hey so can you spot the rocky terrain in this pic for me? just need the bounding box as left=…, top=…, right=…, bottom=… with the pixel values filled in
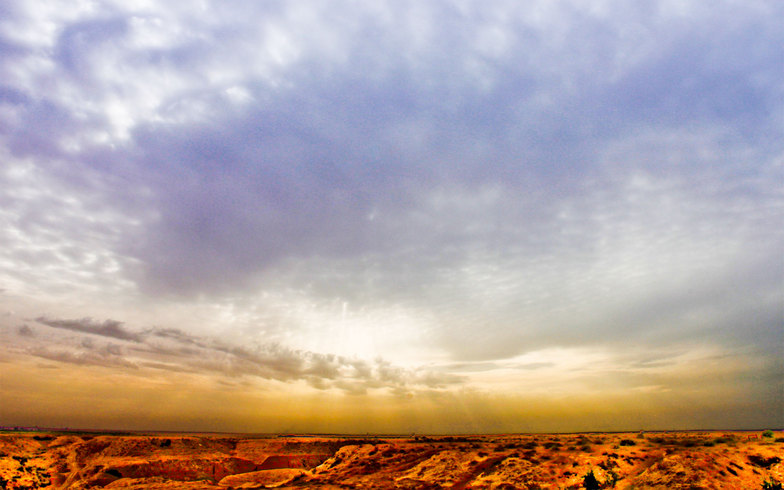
left=0, top=430, right=781, bottom=489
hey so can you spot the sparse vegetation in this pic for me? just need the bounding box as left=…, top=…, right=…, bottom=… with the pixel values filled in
left=619, top=439, right=636, bottom=446
left=762, top=430, right=774, bottom=438
left=605, top=469, right=620, bottom=488
left=762, top=480, right=782, bottom=490
left=582, top=469, right=600, bottom=490
left=714, top=435, right=737, bottom=444
left=748, top=454, right=781, bottom=468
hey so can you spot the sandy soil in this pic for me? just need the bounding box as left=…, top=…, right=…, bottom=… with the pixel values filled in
left=0, top=430, right=781, bottom=488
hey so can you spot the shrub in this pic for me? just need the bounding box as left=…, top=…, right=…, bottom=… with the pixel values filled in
left=714, top=435, right=735, bottom=444
left=619, top=439, right=636, bottom=446
left=748, top=455, right=781, bottom=468
left=762, top=430, right=774, bottom=438
left=762, top=480, right=782, bottom=490
left=583, top=469, right=600, bottom=490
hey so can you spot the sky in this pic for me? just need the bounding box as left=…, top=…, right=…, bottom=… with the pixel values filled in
left=0, top=0, right=782, bottom=434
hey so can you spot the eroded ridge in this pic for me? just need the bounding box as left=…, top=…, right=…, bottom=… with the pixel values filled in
left=0, top=431, right=782, bottom=488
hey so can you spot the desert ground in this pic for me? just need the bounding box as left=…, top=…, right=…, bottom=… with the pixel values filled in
left=0, top=430, right=781, bottom=489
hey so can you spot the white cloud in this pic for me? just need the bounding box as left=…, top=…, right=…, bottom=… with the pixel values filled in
left=0, top=151, right=140, bottom=306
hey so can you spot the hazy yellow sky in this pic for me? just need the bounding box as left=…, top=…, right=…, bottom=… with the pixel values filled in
left=2, top=351, right=776, bottom=433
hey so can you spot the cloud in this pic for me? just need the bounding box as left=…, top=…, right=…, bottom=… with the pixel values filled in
left=25, top=318, right=463, bottom=395
left=28, top=346, right=138, bottom=370
left=1, top=0, right=780, bottom=304
left=140, top=326, right=463, bottom=394
left=125, top=2, right=779, bottom=300
left=17, top=324, right=34, bottom=337
left=35, top=317, right=143, bottom=342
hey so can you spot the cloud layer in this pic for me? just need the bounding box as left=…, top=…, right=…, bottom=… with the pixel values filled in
left=21, top=317, right=461, bottom=396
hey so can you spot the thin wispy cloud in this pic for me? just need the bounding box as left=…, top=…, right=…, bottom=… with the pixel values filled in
left=35, top=317, right=143, bottom=342
left=25, top=317, right=462, bottom=396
